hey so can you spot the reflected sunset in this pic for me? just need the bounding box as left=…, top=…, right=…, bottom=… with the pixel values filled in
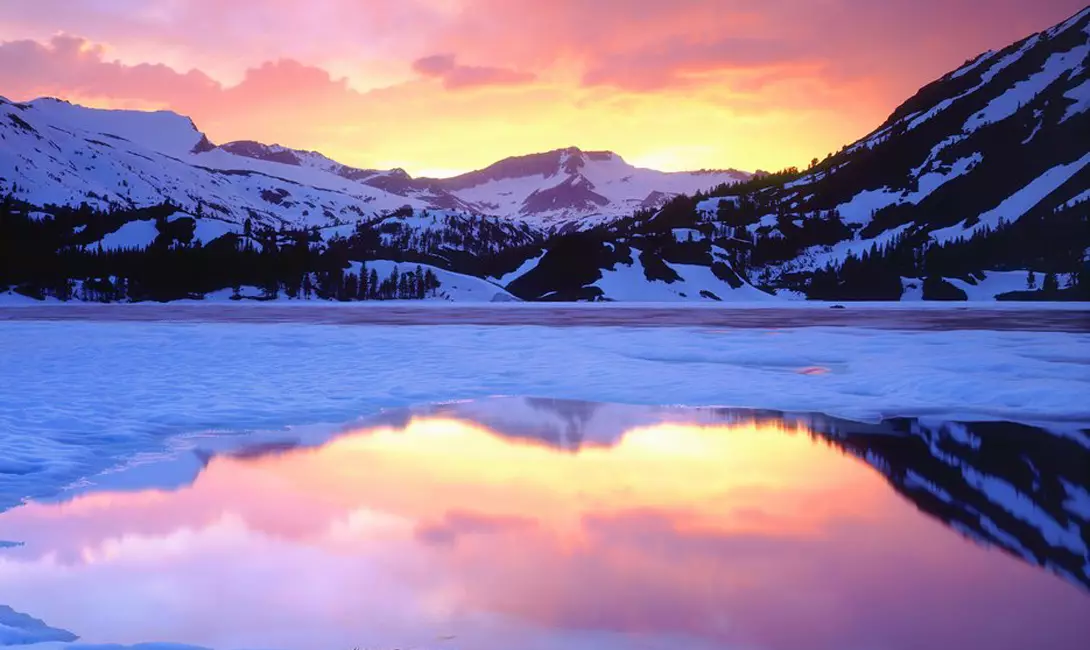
left=1, top=408, right=1086, bottom=650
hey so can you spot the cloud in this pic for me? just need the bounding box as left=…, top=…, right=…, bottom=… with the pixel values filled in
left=414, top=510, right=538, bottom=546
left=412, top=53, right=536, bottom=89
left=0, top=34, right=219, bottom=107
left=0, top=0, right=1085, bottom=176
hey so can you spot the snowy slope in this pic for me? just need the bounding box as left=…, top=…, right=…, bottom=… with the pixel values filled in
left=1, top=99, right=745, bottom=232
left=613, top=6, right=1090, bottom=300
left=592, top=248, right=777, bottom=302
left=0, top=97, right=430, bottom=229
left=764, top=7, right=1089, bottom=245
left=348, top=260, right=518, bottom=302
left=2, top=7, right=1088, bottom=303
left=428, top=148, right=750, bottom=227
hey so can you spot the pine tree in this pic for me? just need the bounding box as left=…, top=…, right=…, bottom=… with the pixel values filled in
left=1043, top=272, right=1059, bottom=293
left=358, top=263, right=369, bottom=300
left=343, top=273, right=358, bottom=301
left=302, top=273, right=313, bottom=299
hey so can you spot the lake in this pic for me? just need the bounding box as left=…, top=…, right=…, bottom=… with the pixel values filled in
left=1, top=398, right=1087, bottom=649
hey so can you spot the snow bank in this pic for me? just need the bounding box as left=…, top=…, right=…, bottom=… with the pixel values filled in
left=964, top=44, right=1090, bottom=132
left=592, top=249, right=774, bottom=301
left=350, top=260, right=516, bottom=302
left=946, top=271, right=1048, bottom=299
left=87, top=220, right=159, bottom=252
left=188, top=217, right=240, bottom=244
left=493, top=252, right=545, bottom=285
left=932, top=151, right=1090, bottom=242
left=27, top=99, right=204, bottom=157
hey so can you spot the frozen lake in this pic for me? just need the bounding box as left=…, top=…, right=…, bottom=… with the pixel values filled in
left=2, top=303, right=1089, bottom=331
left=1, top=308, right=1088, bottom=649
left=1, top=399, right=1088, bottom=650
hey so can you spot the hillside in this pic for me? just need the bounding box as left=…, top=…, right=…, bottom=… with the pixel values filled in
left=1, top=7, right=1087, bottom=302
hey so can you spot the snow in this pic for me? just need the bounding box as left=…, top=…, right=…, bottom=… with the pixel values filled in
left=87, top=220, right=159, bottom=252
left=803, top=223, right=914, bottom=269
left=26, top=99, right=204, bottom=157
left=946, top=271, right=1044, bottom=300
left=833, top=154, right=982, bottom=227
left=904, top=470, right=954, bottom=503
left=0, top=100, right=747, bottom=231
left=1062, top=480, right=1090, bottom=520
left=1048, top=6, right=1090, bottom=38
left=950, top=50, right=997, bottom=80
left=1060, top=188, right=1090, bottom=209
left=964, top=44, right=1090, bottom=132
left=436, top=152, right=747, bottom=226
left=0, top=100, right=423, bottom=229
left=0, top=605, right=77, bottom=645
left=356, top=260, right=516, bottom=302
left=907, top=35, right=1041, bottom=131
left=671, top=228, right=701, bottom=243
left=931, top=151, right=1090, bottom=242
left=187, top=217, right=240, bottom=244
left=834, top=188, right=902, bottom=225
left=900, top=278, right=924, bottom=301
left=3, top=321, right=1085, bottom=511
left=1061, top=77, right=1090, bottom=122
left=493, top=252, right=545, bottom=285
left=592, top=249, right=775, bottom=302
left=961, top=466, right=1087, bottom=555
left=695, top=196, right=739, bottom=213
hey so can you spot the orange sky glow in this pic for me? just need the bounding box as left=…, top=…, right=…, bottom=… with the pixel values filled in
left=0, top=0, right=1085, bottom=176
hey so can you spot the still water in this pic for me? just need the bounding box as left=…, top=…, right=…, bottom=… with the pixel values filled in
left=1, top=399, right=1088, bottom=649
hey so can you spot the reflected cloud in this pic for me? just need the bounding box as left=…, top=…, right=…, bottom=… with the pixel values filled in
left=0, top=399, right=1087, bottom=650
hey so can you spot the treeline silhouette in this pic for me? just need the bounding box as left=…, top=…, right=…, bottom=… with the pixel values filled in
left=807, top=202, right=1090, bottom=300
left=0, top=194, right=442, bottom=302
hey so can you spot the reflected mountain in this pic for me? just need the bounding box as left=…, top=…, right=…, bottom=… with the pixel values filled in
left=829, top=418, right=1090, bottom=592
left=0, top=605, right=77, bottom=646
left=1, top=399, right=1087, bottom=650
left=334, top=399, right=1090, bottom=593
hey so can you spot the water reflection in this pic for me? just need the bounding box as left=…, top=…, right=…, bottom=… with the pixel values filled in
left=0, top=399, right=1087, bottom=650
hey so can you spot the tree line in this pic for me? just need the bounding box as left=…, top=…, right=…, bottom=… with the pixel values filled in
left=0, top=194, right=443, bottom=302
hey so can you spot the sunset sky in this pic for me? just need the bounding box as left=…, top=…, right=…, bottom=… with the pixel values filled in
left=0, top=0, right=1084, bottom=176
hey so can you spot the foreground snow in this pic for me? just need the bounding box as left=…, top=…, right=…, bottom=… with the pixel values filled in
left=1, top=319, right=1088, bottom=516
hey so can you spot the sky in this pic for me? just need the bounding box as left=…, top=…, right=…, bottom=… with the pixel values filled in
left=0, top=0, right=1085, bottom=177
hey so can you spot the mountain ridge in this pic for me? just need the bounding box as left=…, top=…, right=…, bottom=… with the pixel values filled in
left=1, top=6, right=1087, bottom=302
left=0, top=95, right=750, bottom=227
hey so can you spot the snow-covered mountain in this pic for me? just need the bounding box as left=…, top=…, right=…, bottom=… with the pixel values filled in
left=498, top=5, right=1088, bottom=301
left=426, top=148, right=748, bottom=227
left=690, top=6, right=1090, bottom=298
left=1, top=6, right=1087, bottom=302
left=831, top=418, right=1090, bottom=592
left=0, top=96, right=445, bottom=229
left=0, top=97, right=746, bottom=229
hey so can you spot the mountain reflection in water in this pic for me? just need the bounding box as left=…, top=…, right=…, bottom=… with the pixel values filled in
left=0, top=398, right=1087, bottom=650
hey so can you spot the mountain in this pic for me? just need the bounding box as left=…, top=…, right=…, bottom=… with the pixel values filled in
left=425, top=148, right=748, bottom=227
left=831, top=418, right=1090, bottom=592
left=1, top=7, right=1087, bottom=302
left=499, top=6, right=1090, bottom=301
left=0, top=97, right=746, bottom=229
left=686, top=6, right=1090, bottom=299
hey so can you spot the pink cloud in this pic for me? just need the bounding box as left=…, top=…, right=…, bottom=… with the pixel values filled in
left=0, top=34, right=219, bottom=107
left=0, top=0, right=1085, bottom=176
left=412, top=53, right=536, bottom=89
